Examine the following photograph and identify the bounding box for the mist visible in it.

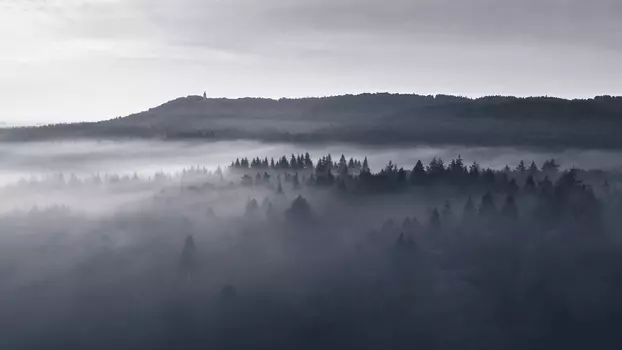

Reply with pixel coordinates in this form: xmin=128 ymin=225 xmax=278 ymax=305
xmin=3 ymin=139 xmax=622 ymax=182
xmin=1 ymin=143 xmax=622 ymax=349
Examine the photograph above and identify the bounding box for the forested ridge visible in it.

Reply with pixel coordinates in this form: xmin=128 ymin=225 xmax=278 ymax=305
xmin=3 ymin=93 xmax=622 ymax=148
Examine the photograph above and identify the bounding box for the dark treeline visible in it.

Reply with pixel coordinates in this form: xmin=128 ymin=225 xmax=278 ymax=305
xmin=1 ymin=151 xmax=622 ymax=349
xmin=2 ymin=93 xmax=622 ymax=149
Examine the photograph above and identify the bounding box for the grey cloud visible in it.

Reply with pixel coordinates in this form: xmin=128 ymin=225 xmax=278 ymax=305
xmin=128 ymin=0 xmax=622 ymax=53
xmin=3 ymin=0 xmax=622 ymax=124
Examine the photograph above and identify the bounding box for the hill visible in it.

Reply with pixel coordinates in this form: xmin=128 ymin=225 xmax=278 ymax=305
xmin=2 ymin=93 xmax=622 ymax=148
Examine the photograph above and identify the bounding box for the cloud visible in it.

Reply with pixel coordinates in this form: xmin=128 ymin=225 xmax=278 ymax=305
xmin=1 ymin=0 xmax=622 ymax=123
xmin=125 ymin=0 xmax=622 ymax=53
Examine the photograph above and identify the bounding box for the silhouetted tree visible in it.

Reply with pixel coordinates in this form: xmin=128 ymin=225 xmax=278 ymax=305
xmin=448 ymin=156 xmax=467 ymax=181
xmin=304 ymin=152 xmax=313 ymax=168
xmin=542 ymin=159 xmax=560 ymax=173
xmin=338 ymin=154 xmax=348 ymax=178
xmin=427 ymin=157 xmax=445 ymax=180
xmin=410 ymin=160 xmax=427 ymax=185
xmin=361 ymin=157 xmax=370 ymax=173
xmin=516 ymin=160 xmax=527 ymax=173
xmin=469 ymin=161 xmax=481 ymax=184
xmin=285 ymin=195 xmax=313 ymax=224
xmin=528 ymin=161 xmax=539 ymax=174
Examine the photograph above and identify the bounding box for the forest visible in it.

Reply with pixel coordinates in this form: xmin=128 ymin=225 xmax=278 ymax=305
xmin=1 ymin=151 xmax=622 ymax=349
xmin=3 ymin=93 xmax=622 ymax=149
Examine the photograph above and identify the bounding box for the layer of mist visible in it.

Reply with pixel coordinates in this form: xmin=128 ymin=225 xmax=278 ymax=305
xmin=1 ymin=145 xmax=622 ymax=349
xmin=2 ymin=140 xmax=622 ymax=184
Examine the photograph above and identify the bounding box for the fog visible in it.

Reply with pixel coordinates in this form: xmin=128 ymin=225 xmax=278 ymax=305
xmin=2 ymin=140 xmax=622 ymax=184
xmin=1 ymin=141 xmax=622 ymax=349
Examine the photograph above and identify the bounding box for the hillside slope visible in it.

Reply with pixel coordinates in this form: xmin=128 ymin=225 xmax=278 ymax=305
xmin=2 ymin=93 xmax=622 ymax=148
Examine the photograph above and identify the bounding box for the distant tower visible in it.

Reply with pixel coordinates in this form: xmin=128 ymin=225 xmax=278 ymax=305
xmin=203 ymin=91 xmax=207 ymax=100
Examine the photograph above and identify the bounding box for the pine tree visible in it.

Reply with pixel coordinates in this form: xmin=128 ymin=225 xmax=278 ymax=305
xmin=410 ymin=160 xmax=427 ymax=185
xmin=427 ymin=157 xmax=445 ymax=180
xmin=338 ymin=154 xmax=348 ymax=177
xmin=280 ymin=156 xmax=289 ymax=169
xmin=304 ymin=152 xmax=313 ymax=168
xmin=286 ymin=195 xmax=313 ymax=223
xmin=469 ymin=161 xmax=480 ymax=180
xmin=348 ymin=157 xmax=355 ymax=169
xmin=360 ymin=157 xmax=371 ymax=174
xmin=542 ymin=159 xmax=560 ymax=173
xmin=516 ymin=160 xmax=527 ymax=173
xmin=296 ymin=154 xmax=303 ymax=169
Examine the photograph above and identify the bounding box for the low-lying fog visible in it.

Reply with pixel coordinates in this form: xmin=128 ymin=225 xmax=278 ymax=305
xmin=2 ymin=139 xmax=622 ymax=349
xmin=2 ymin=140 xmax=622 ymax=183
xmin=1 ymin=139 xmax=620 ymax=213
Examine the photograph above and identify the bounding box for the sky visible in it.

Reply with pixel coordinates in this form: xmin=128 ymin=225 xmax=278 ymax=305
xmin=1 ymin=0 xmax=621 ymax=124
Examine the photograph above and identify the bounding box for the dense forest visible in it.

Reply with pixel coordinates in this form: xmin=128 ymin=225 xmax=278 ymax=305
xmin=2 ymin=93 xmax=622 ymax=148
xmin=2 ymin=152 xmax=622 ymax=349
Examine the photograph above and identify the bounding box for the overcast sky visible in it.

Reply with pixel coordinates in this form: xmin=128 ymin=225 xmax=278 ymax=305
xmin=1 ymin=0 xmax=621 ymax=124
